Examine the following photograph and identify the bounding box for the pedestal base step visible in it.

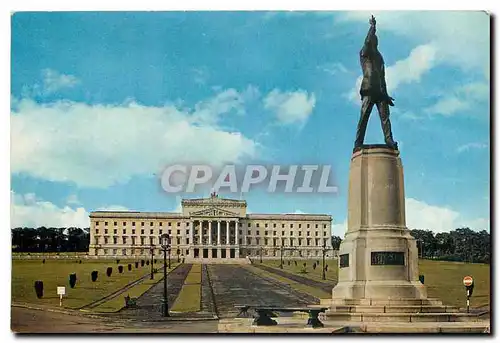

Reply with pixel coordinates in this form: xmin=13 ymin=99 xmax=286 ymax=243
xmin=326 ymin=305 xmax=459 ymax=314
xmin=321 ymin=298 xmax=444 ymax=306
xmin=323 ymin=312 xmax=481 ymax=323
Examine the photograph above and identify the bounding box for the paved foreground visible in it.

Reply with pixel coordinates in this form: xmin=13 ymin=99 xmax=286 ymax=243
xmin=11 ymin=306 xmax=218 ymax=333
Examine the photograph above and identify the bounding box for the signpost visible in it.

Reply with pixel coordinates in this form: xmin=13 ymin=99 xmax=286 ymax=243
xmin=463 ymin=276 xmax=474 ymax=313
xmin=57 ymin=286 xmax=66 ymax=307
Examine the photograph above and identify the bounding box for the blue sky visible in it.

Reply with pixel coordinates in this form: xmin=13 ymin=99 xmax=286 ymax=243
xmin=10 ymin=11 xmax=490 ymax=235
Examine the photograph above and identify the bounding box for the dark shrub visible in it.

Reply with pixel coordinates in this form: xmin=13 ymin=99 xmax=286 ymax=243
xmin=118 ymin=265 xmax=123 ymax=273
xmin=325 ymin=264 xmax=329 ymax=271
xmin=34 ymin=280 xmax=43 ymax=299
xmin=154 ymin=259 xmax=156 ymax=264
xmin=42 ymin=259 xmax=45 ymax=264
xmin=135 ymin=262 xmax=139 ymax=268
xmin=79 ymin=260 xmax=82 ymax=264
xmin=91 ymin=270 xmax=98 ymax=282
xmin=106 ymin=267 xmax=113 ymax=277
xmin=128 ymin=264 xmax=132 ymax=271
xmin=153 ymin=268 xmax=158 ymax=273
xmin=146 ymin=260 xmax=150 ymax=266
xmin=141 ymin=260 xmax=145 ymax=266
xmin=313 ymin=263 xmax=317 ymax=270
xmin=69 ymin=273 xmax=77 ymax=288
xmin=116 ymin=259 xmax=120 ymax=264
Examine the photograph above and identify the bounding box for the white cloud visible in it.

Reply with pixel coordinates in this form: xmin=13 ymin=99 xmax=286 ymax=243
xmin=319 ymin=62 xmax=349 ymax=75
xmin=339 ymin=11 xmax=489 ymax=75
xmin=406 ymin=197 xmax=489 ymax=233
xmin=11 ymin=191 xmax=131 ymax=228
xmin=264 ymin=89 xmax=316 ymax=125
xmin=11 ymin=191 xmax=89 ymax=228
xmin=425 ymin=81 xmax=489 ymax=116
xmin=347 ymin=44 xmax=437 ymax=102
xmin=11 ymin=89 xmax=258 ymax=188
xmin=332 ymin=198 xmax=489 ymax=238
xmin=456 ymin=142 xmax=488 ymax=153
xmin=41 ymin=69 xmax=80 ymax=94
xmin=331 ymin=218 xmax=347 ymax=237
xmin=66 ymin=194 xmax=81 ymax=205
xmin=96 ymin=205 xmax=129 ymax=212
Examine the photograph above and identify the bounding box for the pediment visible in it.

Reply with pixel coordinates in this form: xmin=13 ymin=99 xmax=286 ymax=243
xmin=191 ymin=207 xmax=238 ymax=217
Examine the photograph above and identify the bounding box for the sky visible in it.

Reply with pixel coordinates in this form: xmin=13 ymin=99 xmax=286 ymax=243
xmin=10 ymin=11 xmax=490 ymax=236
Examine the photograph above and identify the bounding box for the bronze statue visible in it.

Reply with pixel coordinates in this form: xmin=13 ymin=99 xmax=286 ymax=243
xmin=354 ymin=15 xmax=397 ymax=151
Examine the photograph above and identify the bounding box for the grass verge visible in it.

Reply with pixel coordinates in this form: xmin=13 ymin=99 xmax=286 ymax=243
xmin=245 ymin=265 xmax=330 ymax=299
xmin=91 ymin=263 xmax=180 ymax=313
xmin=170 ymin=264 xmax=201 ymax=312
xmin=12 ymin=259 xmax=156 ymax=309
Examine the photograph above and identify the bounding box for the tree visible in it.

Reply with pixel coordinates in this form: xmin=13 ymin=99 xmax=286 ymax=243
xmin=331 ymin=235 xmax=342 ymax=250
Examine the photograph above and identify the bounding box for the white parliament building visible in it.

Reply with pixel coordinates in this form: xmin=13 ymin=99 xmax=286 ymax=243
xmin=89 ymin=193 xmax=335 ymax=261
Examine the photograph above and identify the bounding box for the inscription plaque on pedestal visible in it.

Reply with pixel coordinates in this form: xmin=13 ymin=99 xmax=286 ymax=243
xmin=339 ymin=254 xmax=349 ymax=268
xmin=371 ymin=251 xmax=405 ymax=266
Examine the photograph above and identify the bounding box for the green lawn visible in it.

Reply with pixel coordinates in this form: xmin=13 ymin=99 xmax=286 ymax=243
xmin=245 ymin=265 xmax=331 ymax=299
xmin=258 ymin=259 xmax=338 ymax=283
xmin=419 ymin=260 xmax=490 ymax=309
xmin=12 ymin=259 xmax=160 ymax=309
xmin=170 ymin=264 xmax=201 ymax=312
xmin=257 ymin=259 xmax=490 ymax=309
xmin=91 ymin=262 xmax=180 ymax=313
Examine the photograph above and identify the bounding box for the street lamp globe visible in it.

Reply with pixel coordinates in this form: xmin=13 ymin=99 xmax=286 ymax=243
xmin=160 ymin=233 xmax=170 ymax=249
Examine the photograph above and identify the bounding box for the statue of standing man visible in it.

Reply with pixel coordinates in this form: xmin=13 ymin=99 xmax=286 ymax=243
xmin=354 ymin=15 xmax=398 ymax=151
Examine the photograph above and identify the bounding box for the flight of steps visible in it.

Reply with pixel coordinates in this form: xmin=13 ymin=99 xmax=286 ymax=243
xmin=183 ymin=257 xmax=251 ymax=264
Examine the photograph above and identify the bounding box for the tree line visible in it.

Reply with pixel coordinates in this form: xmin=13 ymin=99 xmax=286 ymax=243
xmin=331 ymin=227 xmax=490 ymax=264
xmin=12 ymin=226 xmax=490 ymax=263
xmin=11 ymin=227 xmax=90 ymax=252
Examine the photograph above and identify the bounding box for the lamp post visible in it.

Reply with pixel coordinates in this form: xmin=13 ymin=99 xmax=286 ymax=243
xmin=322 ymin=242 xmax=328 ymax=280
xmin=150 ymin=245 xmax=155 ymax=280
xmin=168 ymin=246 xmax=171 ymax=269
xmin=160 ymin=233 xmax=171 ymax=317
xmin=280 ymin=244 xmax=284 ymax=269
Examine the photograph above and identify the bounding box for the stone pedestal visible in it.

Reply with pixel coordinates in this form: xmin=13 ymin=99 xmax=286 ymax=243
xmin=332 ymin=145 xmax=427 ymax=300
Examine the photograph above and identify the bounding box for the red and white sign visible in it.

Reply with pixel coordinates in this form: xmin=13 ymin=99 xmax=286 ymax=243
xmin=463 ymin=276 xmax=474 ymax=287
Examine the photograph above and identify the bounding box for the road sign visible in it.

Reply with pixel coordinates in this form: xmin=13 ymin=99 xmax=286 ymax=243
xmin=57 ymin=286 xmax=66 ymax=295
xmin=463 ymin=276 xmax=473 ymax=287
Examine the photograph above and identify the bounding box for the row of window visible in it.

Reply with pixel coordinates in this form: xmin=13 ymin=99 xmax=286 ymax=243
xmin=95 ymin=220 xmax=329 ymax=230
xmin=95 ymin=228 xmax=328 ymax=237
xmin=95 ymin=237 xmax=329 ymax=247
xmin=94 ymin=247 xmax=327 ymax=257
xmin=96 ymin=221 xmax=181 ymax=227
xmin=95 ymin=228 xmax=180 ymax=235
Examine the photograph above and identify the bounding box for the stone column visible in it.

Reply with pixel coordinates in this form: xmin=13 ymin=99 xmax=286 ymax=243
xmin=208 ymin=221 xmax=212 ymax=245
xmin=226 ymin=220 xmax=230 ymax=245
xmin=235 ymin=221 xmax=239 ymax=245
xmin=217 ymin=221 xmax=221 ymax=245
xmin=189 ymin=221 xmax=194 ymax=246
xmin=235 ymin=220 xmax=240 ymax=258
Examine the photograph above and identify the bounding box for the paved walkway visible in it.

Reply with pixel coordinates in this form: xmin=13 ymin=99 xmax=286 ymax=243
xmin=118 ymin=263 xmax=192 ymax=319
xmin=208 ymin=264 xmax=318 ymax=318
